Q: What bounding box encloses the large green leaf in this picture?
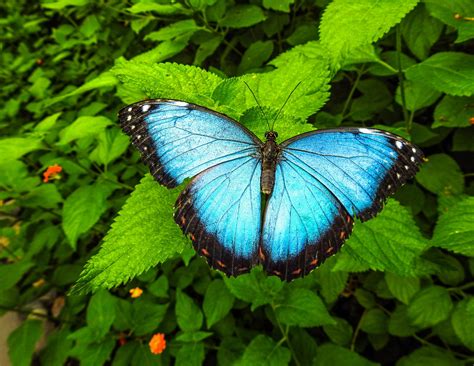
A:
[451,297,474,351]
[71,175,188,294]
[407,286,453,328]
[334,200,428,275]
[236,335,291,366]
[59,116,112,145]
[176,290,204,332]
[86,290,117,337]
[219,5,266,28]
[405,52,474,96]
[432,196,474,256]
[0,137,43,161]
[313,343,378,366]
[415,154,464,195]
[319,0,419,68]
[203,279,235,328]
[7,320,43,366]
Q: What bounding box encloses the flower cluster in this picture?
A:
[43,164,63,183]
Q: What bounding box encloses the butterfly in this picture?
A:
[119,99,423,280]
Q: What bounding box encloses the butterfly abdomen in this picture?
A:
[261,138,280,195]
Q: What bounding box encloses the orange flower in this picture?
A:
[129,287,143,298]
[149,333,166,355]
[470,117,474,125]
[43,164,62,183]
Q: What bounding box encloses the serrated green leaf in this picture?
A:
[401,3,443,60]
[0,137,43,161]
[319,0,418,68]
[220,5,266,28]
[395,78,441,111]
[176,342,205,366]
[86,290,116,337]
[224,269,284,311]
[405,52,474,96]
[323,317,353,346]
[236,335,291,366]
[71,175,188,294]
[397,346,464,366]
[59,116,112,145]
[39,329,73,366]
[89,128,129,165]
[385,272,420,304]
[339,200,427,276]
[317,257,348,303]
[70,338,115,366]
[203,279,235,328]
[433,95,474,128]
[62,184,109,248]
[360,309,388,335]
[176,290,203,332]
[112,61,222,106]
[407,286,453,328]
[432,196,474,256]
[274,287,335,327]
[416,154,464,195]
[7,320,43,366]
[313,343,377,366]
[451,297,474,351]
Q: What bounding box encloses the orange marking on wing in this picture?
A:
[237,267,248,272]
[310,258,319,266]
[326,246,334,254]
[292,268,302,276]
[347,216,352,223]
[201,248,210,256]
[273,270,282,276]
[339,231,346,239]
[216,260,227,268]
[180,216,186,225]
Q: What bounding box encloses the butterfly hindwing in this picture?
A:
[281,128,424,221]
[175,157,262,276]
[119,99,261,188]
[262,160,354,280]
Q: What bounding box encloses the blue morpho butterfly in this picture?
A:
[119,96,423,281]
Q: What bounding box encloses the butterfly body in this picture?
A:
[119,99,424,281]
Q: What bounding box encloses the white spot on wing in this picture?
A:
[137,135,141,139]
[131,125,135,130]
[412,147,417,153]
[396,141,403,149]
[173,101,188,107]
[397,173,401,179]
[410,156,415,162]
[127,107,132,112]
[142,105,151,112]
[405,165,409,170]
[127,115,132,121]
[359,128,372,134]
[388,184,392,189]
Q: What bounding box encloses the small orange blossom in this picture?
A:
[149,333,166,355]
[43,164,63,183]
[129,287,143,298]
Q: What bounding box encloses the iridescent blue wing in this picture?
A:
[262,128,423,280]
[119,99,263,275]
[175,157,262,276]
[119,99,262,187]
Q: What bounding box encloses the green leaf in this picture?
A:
[203,279,235,328]
[274,287,335,327]
[451,297,474,351]
[317,257,348,303]
[145,20,200,42]
[0,137,43,161]
[148,276,169,298]
[224,269,284,311]
[388,305,420,337]
[238,40,274,74]
[415,154,464,195]
[336,200,427,275]
[262,0,294,12]
[112,61,222,106]
[127,2,189,15]
[194,34,223,65]
[313,343,377,366]
[175,331,213,343]
[354,288,376,309]
[360,309,388,335]
[453,127,474,151]
[350,79,392,121]
[7,320,43,366]
[89,128,129,165]
[220,5,266,28]
[0,261,33,291]
[42,0,88,10]
[397,346,464,366]
[323,317,353,346]
[432,95,474,128]
[432,196,474,256]
[176,290,203,332]
[39,329,73,366]
[401,3,443,60]
[407,286,453,328]
[319,0,418,67]
[405,52,474,96]
[71,175,188,294]
[62,184,108,248]
[131,300,168,336]
[70,338,115,366]
[176,343,205,366]
[59,116,112,145]
[395,78,441,112]
[86,290,116,337]
[385,272,420,304]
[236,335,291,366]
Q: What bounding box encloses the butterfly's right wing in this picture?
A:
[175,157,262,276]
[119,99,262,187]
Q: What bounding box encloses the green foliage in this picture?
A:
[1,0,473,365]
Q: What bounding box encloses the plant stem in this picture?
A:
[341,66,364,120]
[350,309,367,352]
[396,25,409,131]
[272,305,302,366]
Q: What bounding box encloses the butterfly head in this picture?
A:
[265,131,278,141]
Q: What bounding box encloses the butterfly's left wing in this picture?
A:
[262,128,423,280]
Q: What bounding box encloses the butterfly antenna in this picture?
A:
[243,81,272,131]
[270,81,302,131]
